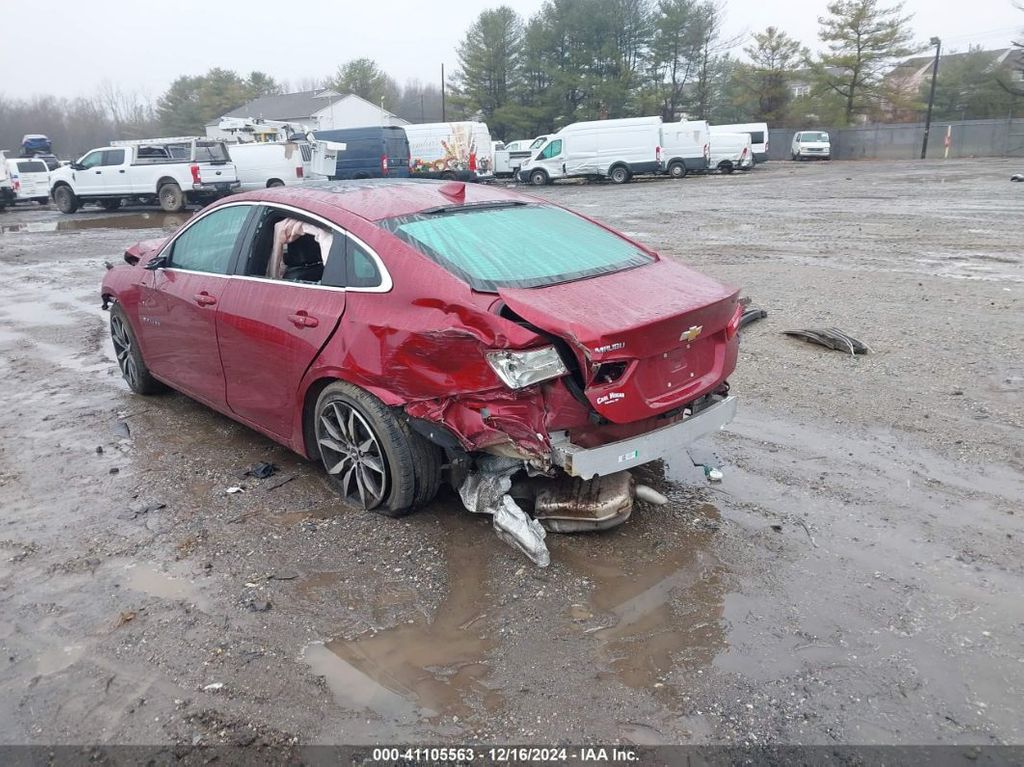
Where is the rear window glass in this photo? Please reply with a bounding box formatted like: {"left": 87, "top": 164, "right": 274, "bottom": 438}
{"left": 17, "top": 161, "right": 47, "bottom": 173}
{"left": 194, "top": 143, "right": 229, "bottom": 162}
{"left": 748, "top": 131, "right": 765, "bottom": 144}
{"left": 383, "top": 204, "right": 653, "bottom": 291}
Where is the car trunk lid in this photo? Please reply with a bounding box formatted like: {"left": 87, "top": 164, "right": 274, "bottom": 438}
{"left": 498, "top": 258, "right": 739, "bottom": 424}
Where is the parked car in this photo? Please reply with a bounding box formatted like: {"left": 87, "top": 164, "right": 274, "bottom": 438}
{"left": 518, "top": 117, "right": 663, "bottom": 185}
{"left": 21, "top": 134, "right": 52, "bottom": 156}
{"left": 791, "top": 130, "right": 831, "bottom": 160}
{"left": 100, "top": 180, "right": 740, "bottom": 518}
{"left": 312, "top": 127, "right": 410, "bottom": 180}
{"left": 711, "top": 122, "right": 769, "bottom": 164}
{"left": 5, "top": 157, "right": 51, "bottom": 204}
{"left": 404, "top": 121, "right": 493, "bottom": 181}
{"left": 49, "top": 138, "right": 240, "bottom": 213}
{"left": 709, "top": 132, "right": 754, "bottom": 173}
{"left": 229, "top": 140, "right": 311, "bottom": 191}
{"left": 661, "top": 119, "right": 710, "bottom": 178}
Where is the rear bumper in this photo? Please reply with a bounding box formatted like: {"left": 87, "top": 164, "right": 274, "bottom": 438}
{"left": 192, "top": 181, "right": 240, "bottom": 194}
{"left": 550, "top": 395, "right": 736, "bottom": 478}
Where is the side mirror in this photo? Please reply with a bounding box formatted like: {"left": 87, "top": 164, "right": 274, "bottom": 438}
{"left": 70, "top": 163, "right": 84, "bottom": 171}
{"left": 145, "top": 254, "right": 168, "bottom": 270}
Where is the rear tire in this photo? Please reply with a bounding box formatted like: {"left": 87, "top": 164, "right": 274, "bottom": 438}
{"left": 158, "top": 183, "right": 185, "bottom": 213}
{"left": 314, "top": 382, "right": 442, "bottom": 517}
{"left": 529, "top": 169, "right": 549, "bottom": 186}
{"left": 609, "top": 165, "right": 631, "bottom": 184}
{"left": 668, "top": 161, "right": 687, "bottom": 179}
{"left": 719, "top": 162, "right": 734, "bottom": 174}
{"left": 266, "top": 179, "right": 285, "bottom": 188}
{"left": 100, "top": 199, "right": 121, "bottom": 211}
{"left": 109, "top": 303, "right": 165, "bottom": 395}
{"left": 53, "top": 185, "right": 79, "bottom": 214}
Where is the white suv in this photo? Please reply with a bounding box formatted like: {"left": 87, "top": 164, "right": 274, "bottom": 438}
{"left": 791, "top": 131, "right": 831, "bottom": 161}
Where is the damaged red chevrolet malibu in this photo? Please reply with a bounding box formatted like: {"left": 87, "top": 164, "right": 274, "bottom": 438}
{"left": 101, "top": 179, "right": 740, "bottom": 562}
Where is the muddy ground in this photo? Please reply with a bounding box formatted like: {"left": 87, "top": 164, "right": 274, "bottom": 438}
{"left": 0, "top": 159, "right": 1021, "bottom": 748}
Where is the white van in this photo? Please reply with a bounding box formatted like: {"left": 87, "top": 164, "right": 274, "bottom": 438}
{"left": 660, "top": 119, "right": 710, "bottom": 178}
{"left": 228, "top": 141, "right": 310, "bottom": 191}
{"left": 711, "top": 122, "right": 769, "bottom": 163}
{"left": 518, "top": 116, "right": 662, "bottom": 185}
{"left": 791, "top": 130, "right": 831, "bottom": 160}
{"left": 709, "top": 132, "right": 754, "bottom": 174}
{"left": 404, "top": 121, "right": 494, "bottom": 181}
{"left": 5, "top": 157, "right": 51, "bottom": 204}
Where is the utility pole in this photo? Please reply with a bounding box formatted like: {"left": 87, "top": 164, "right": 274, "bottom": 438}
{"left": 921, "top": 37, "right": 941, "bottom": 159}
{"left": 441, "top": 63, "right": 446, "bottom": 122}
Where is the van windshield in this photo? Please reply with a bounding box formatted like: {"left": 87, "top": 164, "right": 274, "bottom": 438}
{"left": 383, "top": 204, "right": 653, "bottom": 291}
{"left": 801, "top": 132, "right": 829, "bottom": 142}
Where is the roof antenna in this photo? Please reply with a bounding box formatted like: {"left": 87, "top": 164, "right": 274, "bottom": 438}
{"left": 439, "top": 181, "right": 466, "bottom": 202}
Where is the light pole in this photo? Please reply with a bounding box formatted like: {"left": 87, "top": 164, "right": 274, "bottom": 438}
{"left": 921, "top": 37, "right": 941, "bottom": 159}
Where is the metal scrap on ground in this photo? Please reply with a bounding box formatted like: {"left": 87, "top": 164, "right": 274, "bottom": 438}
{"left": 783, "top": 328, "right": 870, "bottom": 355}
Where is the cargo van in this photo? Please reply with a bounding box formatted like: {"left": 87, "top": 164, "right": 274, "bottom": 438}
{"left": 311, "top": 127, "right": 410, "bottom": 180}
{"left": 660, "top": 119, "right": 710, "bottom": 177}
{"left": 709, "top": 132, "right": 754, "bottom": 173}
{"left": 518, "top": 116, "right": 663, "bottom": 185}
{"left": 711, "top": 122, "right": 769, "bottom": 163}
{"left": 228, "top": 141, "right": 310, "bottom": 191}
{"left": 404, "top": 121, "right": 493, "bottom": 181}
{"left": 791, "top": 130, "right": 831, "bottom": 160}
{"left": 5, "top": 157, "right": 51, "bottom": 203}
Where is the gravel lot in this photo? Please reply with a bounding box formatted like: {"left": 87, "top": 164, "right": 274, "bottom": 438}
{"left": 0, "top": 159, "right": 1021, "bottom": 748}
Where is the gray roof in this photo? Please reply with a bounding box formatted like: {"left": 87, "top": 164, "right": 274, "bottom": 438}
{"left": 220, "top": 89, "right": 341, "bottom": 122}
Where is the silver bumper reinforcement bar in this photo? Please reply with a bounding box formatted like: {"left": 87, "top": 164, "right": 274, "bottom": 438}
{"left": 550, "top": 395, "right": 737, "bottom": 478}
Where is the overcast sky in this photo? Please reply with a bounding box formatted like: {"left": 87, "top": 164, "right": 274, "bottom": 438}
{"left": 1, "top": 0, "right": 1021, "bottom": 102}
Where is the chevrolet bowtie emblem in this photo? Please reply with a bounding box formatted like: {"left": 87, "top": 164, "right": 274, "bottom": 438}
{"left": 680, "top": 325, "right": 703, "bottom": 342}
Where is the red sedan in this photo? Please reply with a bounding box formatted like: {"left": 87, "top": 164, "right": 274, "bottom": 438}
{"left": 101, "top": 180, "right": 740, "bottom": 517}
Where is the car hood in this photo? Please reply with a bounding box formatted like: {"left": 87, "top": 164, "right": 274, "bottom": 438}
{"left": 124, "top": 237, "right": 168, "bottom": 266}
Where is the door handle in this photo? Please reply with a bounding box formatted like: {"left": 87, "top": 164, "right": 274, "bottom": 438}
{"left": 194, "top": 292, "right": 217, "bottom": 306}
{"left": 95, "top": 170, "right": 102, "bottom": 174}
{"left": 287, "top": 311, "right": 319, "bottom": 328}
{"left": 119, "top": 169, "right": 126, "bottom": 173}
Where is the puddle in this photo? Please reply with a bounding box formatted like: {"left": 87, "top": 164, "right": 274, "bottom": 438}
{"left": 0, "top": 212, "right": 190, "bottom": 234}
{"left": 36, "top": 644, "right": 86, "bottom": 675}
{"left": 0, "top": 302, "right": 79, "bottom": 327}
{"left": 303, "top": 514, "right": 501, "bottom": 723}
{"left": 559, "top": 503, "right": 727, "bottom": 692}
{"left": 122, "top": 564, "right": 207, "bottom": 609}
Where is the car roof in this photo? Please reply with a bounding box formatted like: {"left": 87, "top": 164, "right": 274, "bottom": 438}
{"left": 230, "top": 179, "right": 543, "bottom": 223}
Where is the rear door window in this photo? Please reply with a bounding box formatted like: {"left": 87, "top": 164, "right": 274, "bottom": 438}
{"left": 101, "top": 149, "right": 125, "bottom": 166}
{"left": 169, "top": 206, "right": 252, "bottom": 274}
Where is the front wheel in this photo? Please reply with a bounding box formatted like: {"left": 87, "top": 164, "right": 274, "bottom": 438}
{"left": 314, "top": 382, "right": 442, "bottom": 516}
{"left": 100, "top": 199, "right": 121, "bottom": 211}
{"left": 109, "top": 303, "right": 165, "bottom": 395}
{"left": 609, "top": 166, "right": 631, "bottom": 184}
{"left": 529, "top": 169, "right": 549, "bottom": 186}
{"left": 53, "top": 185, "right": 79, "bottom": 214}
{"left": 158, "top": 183, "right": 185, "bottom": 213}
{"left": 719, "top": 162, "right": 734, "bottom": 174}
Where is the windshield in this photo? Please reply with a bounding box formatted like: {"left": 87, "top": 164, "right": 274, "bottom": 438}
{"left": 383, "top": 204, "right": 654, "bottom": 291}
{"left": 801, "top": 132, "right": 829, "bottom": 142}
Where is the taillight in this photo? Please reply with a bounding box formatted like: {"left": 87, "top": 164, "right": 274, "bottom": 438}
{"left": 12, "top": 178, "right": 20, "bottom": 192}
{"left": 295, "top": 166, "right": 304, "bottom": 178}
{"left": 656, "top": 145, "right": 662, "bottom": 162}
{"left": 381, "top": 154, "right": 389, "bottom": 175}
{"left": 726, "top": 305, "right": 743, "bottom": 340}
{"left": 704, "top": 143, "right": 710, "bottom": 160}
{"left": 190, "top": 164, "right": 201, "bottom": 184}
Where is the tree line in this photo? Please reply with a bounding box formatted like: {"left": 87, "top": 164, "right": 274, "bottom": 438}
{"left": 1, "top": 0, "right": 1021, "bottom": 156}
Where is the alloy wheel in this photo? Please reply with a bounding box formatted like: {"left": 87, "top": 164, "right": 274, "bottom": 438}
{"left": 110, "top": 314, "right": 139, "bottom": 390}
{"left": 317, "top": 400, "right": 389, "bottom": 509}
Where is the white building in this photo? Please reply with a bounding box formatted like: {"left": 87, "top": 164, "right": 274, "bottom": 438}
{"left": 205, "top": 89, "right": 408, "bottom": 140}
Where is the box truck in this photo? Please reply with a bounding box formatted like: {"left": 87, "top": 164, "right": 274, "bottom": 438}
{"left": 404, "top": 122, "right": 493, "bottom": 181}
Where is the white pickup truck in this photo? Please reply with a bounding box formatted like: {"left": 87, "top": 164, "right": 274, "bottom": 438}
{"left": 49, "top": 137, "right": 240, "bottom": 214}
